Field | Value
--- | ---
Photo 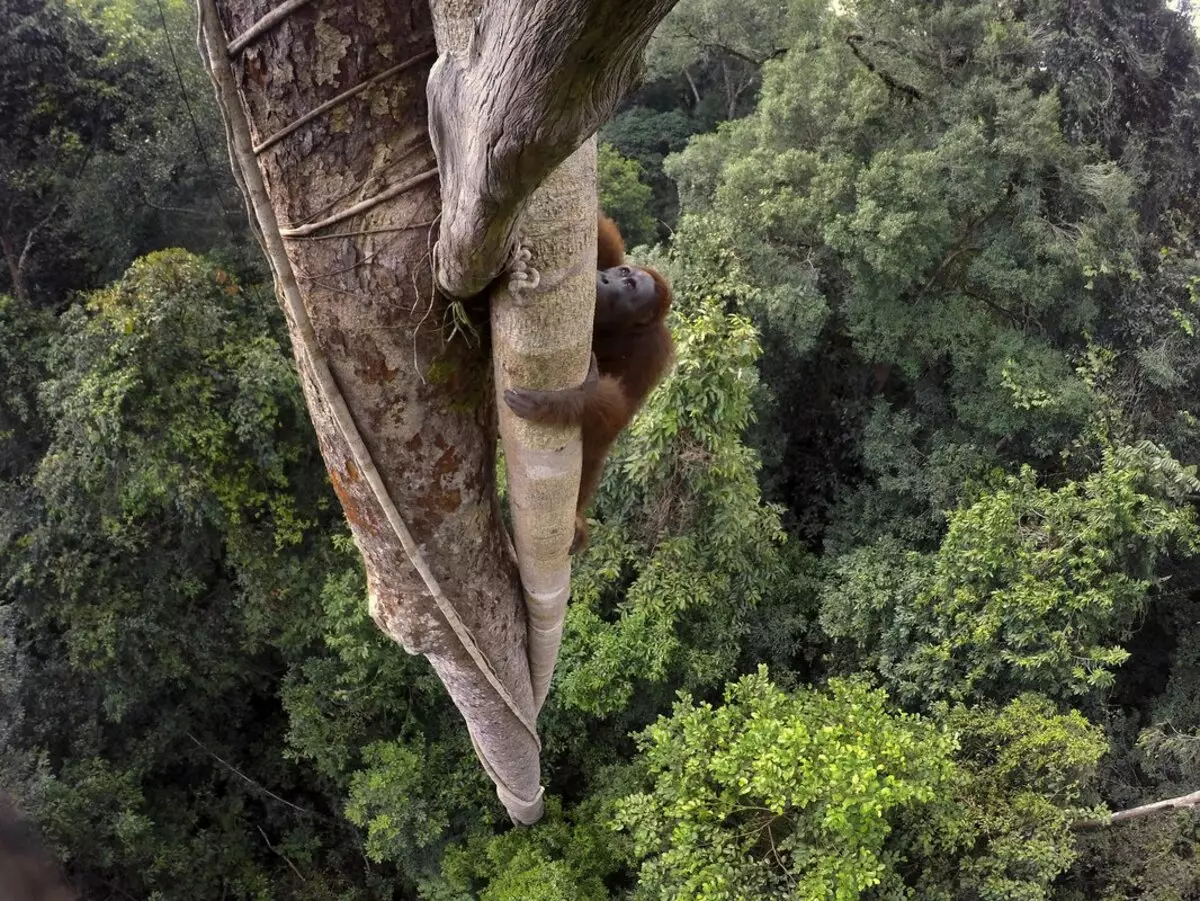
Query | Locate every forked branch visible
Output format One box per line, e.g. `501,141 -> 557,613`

427,0 -> 678,298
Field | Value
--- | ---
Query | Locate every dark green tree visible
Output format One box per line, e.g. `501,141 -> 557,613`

1,251 -> 393,898
0,0 -> 153,304
597,143 -> 657,250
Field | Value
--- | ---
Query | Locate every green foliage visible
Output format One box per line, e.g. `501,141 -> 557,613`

647,0 -> 794,80
0,0 -> 246,305
0,294 -> 52,476
6,0 -> 1200,897
661,0 -> 1200,550
0,250 -> 397,898
598,143 -> 657,250
69,0 -> 249,281
615,675 -> 1105,901
0,0 -> 161,301
910,696 -> 1107,900
346,735 -> 493,867
34,757 -> 155,872
427,796 -> 626,901
615,668 -> 954,900
555,287 -> 790,716
1066,813 -> 1200,901
601,107 -> 704,238
822,441 -> 1200,706
281,541 -> 501,884
29,250 -> 323,696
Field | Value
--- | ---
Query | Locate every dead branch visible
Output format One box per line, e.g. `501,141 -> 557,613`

1074,789 -> 1200,829
846,34 -> 923,101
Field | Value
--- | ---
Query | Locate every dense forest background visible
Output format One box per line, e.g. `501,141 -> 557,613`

5,0 -> 1200,897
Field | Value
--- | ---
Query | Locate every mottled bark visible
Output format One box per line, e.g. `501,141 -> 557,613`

198,0 -> 543,823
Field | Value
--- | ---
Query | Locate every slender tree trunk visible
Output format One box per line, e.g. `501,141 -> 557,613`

426,0 -> 677,717
683,66 -> 701,108
198,0 -> 544,823
1,233 -> 29,305
722,59 -> 738,121
492,142 -> 597,712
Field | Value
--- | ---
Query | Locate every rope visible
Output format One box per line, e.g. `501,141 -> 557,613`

254,52 -> 437,155
227,0 -> 315,57
153,0 -> 241,235
280,170 -> 438,237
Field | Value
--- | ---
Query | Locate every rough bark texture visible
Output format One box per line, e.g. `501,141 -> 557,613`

427,0 -> 680,299
198,0 -> 544,823
426,0 -> 677,716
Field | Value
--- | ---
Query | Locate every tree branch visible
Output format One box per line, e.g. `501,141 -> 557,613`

427,0 -> 679,298
17,145 -> 95,276
845,34 -> 923,101
682,66 -> 701,107
675,25 -> 786,67
1074,789 -> 1200,829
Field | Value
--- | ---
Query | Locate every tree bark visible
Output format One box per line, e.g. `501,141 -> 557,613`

197,0 -> 544,823
426,0 -> 678,715
0,233 -> 28,305
493,141 -> 597,712
427,0 -> 679,300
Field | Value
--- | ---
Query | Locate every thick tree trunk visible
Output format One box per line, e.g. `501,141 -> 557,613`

198,0 -> 544,823
427,0 -> 679,299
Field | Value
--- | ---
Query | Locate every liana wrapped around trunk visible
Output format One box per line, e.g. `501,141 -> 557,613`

198,0 -> 677,825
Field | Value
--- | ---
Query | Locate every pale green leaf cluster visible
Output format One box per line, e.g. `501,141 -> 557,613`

615,669 -> 952,900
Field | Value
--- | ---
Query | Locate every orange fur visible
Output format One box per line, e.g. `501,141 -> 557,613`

597,212 -> 626,270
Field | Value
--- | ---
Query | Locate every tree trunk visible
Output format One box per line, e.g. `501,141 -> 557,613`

426,0 -> 678,716
197,0 -> 544,823
722,59 -> 738,121
200,0 -> 678,826
493,141 -> 597,712
1,233 -> 29,305
427,0 -> 680,299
